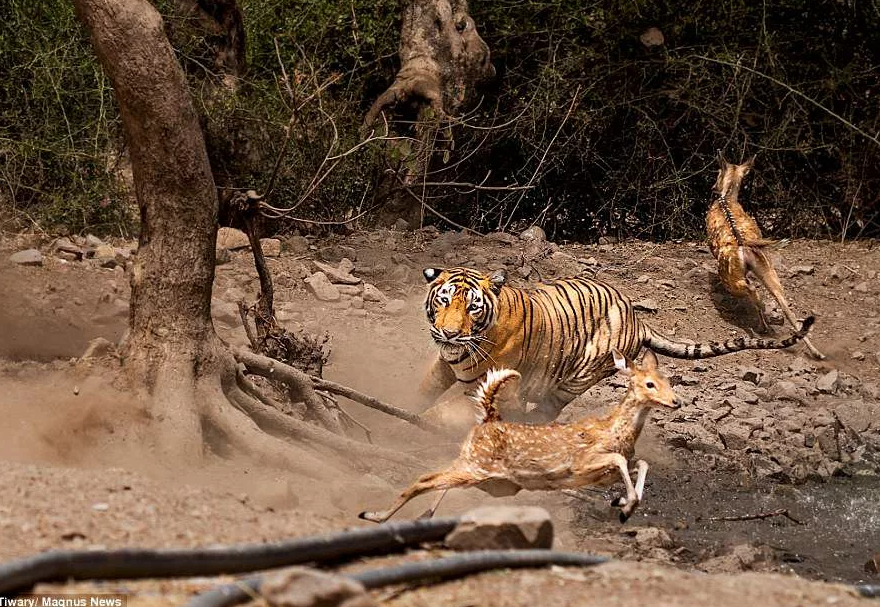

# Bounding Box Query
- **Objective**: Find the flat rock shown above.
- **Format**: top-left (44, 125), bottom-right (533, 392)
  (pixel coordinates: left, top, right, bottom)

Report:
top-left (817, 370), bottom-right (840, 394)
top-left (305, 272), bottom-right (341, 301)
top-left (483, 231), bottom-right (519, 245)
top-left (261, 567), bottom-right (375, 607)
top-left (216, 227), bottom-right (250, 250)
top-left (261, 238), bottom-right (282, 257)
top-left (445, 505), bottom-right (553, 551)
top-left (739, 366), bottom-right (765, 385)
top-left (336, 284), bottom-right (362, 296)
top-left (313, 259), bottom-right (360, 285)
top-left (717, 422), bottom-right (752, 450)
top-left (10, 249), bottom-right (43, 266)
top-left (284, 235), bottom-right (310, 254)
top-left (52, 238), bottom-right (84, 259)
top-left (664, 422), bottom-right (724, 454)
top-left (789, 265), bottom-right (815, 276)
top-left (633, 298), bottom-right (660, 313)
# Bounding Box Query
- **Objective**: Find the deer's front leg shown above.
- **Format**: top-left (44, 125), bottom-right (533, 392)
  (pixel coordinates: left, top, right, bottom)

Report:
top-left (572, 452), bottom-right (639, 523)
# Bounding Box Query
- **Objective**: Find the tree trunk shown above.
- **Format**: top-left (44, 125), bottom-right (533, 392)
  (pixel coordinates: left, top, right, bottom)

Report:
top-left (366, 0), bottom-right (495, 228)
top-left (71, 0), bottom-right (426, 480)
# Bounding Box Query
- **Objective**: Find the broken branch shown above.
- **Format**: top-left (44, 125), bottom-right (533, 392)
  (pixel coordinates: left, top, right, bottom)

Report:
top-left (709, 508), bottom-right (803, 525)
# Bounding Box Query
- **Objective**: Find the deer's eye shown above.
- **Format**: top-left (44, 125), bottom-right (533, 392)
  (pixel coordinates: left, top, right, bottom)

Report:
top-left (645, 381), bottom-right (656, 390)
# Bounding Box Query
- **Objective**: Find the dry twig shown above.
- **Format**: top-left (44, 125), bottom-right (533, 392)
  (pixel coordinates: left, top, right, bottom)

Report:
top-left (710, 508), bottom-right (803, 525)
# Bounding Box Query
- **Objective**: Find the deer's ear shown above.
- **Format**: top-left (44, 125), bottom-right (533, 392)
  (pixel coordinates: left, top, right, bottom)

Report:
top-left (641, 349), bottom-right (658, 371)
top-left (744, 154), bottom-right (756, 168)
top-left (612, 349), bottom-right (632, 375)
top-left (716, 150), bottom-right (728, 167)
top-left (488, 269), bottom-right (507, 294)
top-left (423, 268), bottom-right (442, 283)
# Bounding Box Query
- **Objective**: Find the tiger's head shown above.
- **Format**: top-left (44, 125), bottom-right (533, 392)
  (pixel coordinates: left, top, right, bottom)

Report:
top-left (422, 267), bottom-right (507, 362)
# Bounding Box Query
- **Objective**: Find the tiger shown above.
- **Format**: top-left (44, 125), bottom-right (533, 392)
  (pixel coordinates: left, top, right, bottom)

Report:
top-left (707, 155), bottom-right (824, 359)
top-left (417, 266), bottom-right (815, 435)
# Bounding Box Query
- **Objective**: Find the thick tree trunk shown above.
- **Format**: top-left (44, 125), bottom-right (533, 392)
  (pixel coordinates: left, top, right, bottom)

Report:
top-left (71, 0), bottom-right (426, 480)
top-left (367, 0), bottom-right (494, 227)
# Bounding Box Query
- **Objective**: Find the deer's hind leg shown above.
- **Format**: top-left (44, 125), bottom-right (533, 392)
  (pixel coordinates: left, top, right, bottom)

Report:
top-left (745, 248), bottom-right (825, 359)
top-left (358, 468), bottom-right (485, 524)
top-left (572, 452), bottom-right (640, 523)
top-left (720, 250), bottom-right (770, 333)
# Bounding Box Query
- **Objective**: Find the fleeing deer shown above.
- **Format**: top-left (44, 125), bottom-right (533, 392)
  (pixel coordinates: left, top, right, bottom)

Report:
top-left (359, 349), bottom-right (680, 524)
top-left (707, 155), bottom-right (824, 359)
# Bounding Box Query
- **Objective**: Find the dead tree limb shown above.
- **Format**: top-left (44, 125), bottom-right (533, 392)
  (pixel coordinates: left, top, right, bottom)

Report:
top-left (709, 508), bottom-right (804, 525)
top-left (311, 376), bottom-right (441, 433)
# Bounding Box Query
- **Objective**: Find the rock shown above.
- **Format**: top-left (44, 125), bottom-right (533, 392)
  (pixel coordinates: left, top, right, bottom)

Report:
top-left (52, 237), bottom-right (84, 260)
top-left (383, 299), bottom-right (407, 316)
top-left (816, 426), bottom-right (840, 459)
top-left (445, 506), bottom-right (553, 551)
top-left (261, 567), bottom-right (376, 607)
top-left (633, 298), bottom-right (660, 313)
top-left (284, 235), bottom-right (310, 254)
top-left (865, 553), bottom-right (880, 574)
top-left (84, 234), bottom-right (105, 248)
top-left (313, 259), bottom-right (360, 285)
top-left (81, 337), bottom-right (115, 360)
top-left (677, 375), bottom-right (700, 387)
top-left (717, 422), bottom-right (752, 450)
top-left (93, 244), bottom-right (118, 267)
top-left (516, 265), bottom-right (533, 279)
top-left (261, 238), bottom-right (282, 257)
top-left (350, 296), bottom-right (364, 310)
top-left (664, 422), bottom-right (725, 454)
top-left (215, 247), bottom-right (230, 265)
top-left (739, 366), bottom-right (765, 385)
top-left (855, 281), bottom-right (870, 293)
top-left (305, 272), bottom-right (341, 301)
top-left (639, 26), bottom-right (665, 48)
top-left (811, 408), bottom-right (835, 427)
top-left (337, 284), bottom-right (362, 296)
top-left (816, 370), bottom-right (840, 394)
top-left (519, 226), bottom-right (547, 242)
top-left (771, 380), bottom-right (802, 402)
top-left (362, 284), bottom-right (387, 303)
top-left (483, 231), bottom-right (519, 245)
top-left (216, 227), bottom-right (250, 250)
top-left (319, 245), bottom-right (357, 263)
top-left (789, 265), bottom-right (815, 277)
top-left (633, 527), bottom-right (674, 550)
top-left (749, 454), bottom-right (786, 481)
top-left (852, 351), bottom-right (866, 361)
top-left (10, 249), bottom-right (43, 266)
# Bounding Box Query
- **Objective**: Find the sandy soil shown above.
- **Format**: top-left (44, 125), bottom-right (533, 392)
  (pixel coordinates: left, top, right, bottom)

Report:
top-left (0, 228), bottom-right (878, 604)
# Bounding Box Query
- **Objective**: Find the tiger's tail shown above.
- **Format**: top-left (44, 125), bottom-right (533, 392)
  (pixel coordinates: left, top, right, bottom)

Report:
top-left (643, 316), bottom-right (815, 359)
top-left (473, 368), bottom-right (522, 424)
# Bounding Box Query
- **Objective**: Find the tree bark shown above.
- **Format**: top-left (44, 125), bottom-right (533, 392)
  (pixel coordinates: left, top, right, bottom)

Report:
top-left (366, 0), bottom-right (494, 228)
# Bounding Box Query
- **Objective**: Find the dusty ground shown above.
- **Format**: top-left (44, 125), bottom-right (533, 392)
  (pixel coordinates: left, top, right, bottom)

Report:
top-left (0, 227), bottom-right (879, 605)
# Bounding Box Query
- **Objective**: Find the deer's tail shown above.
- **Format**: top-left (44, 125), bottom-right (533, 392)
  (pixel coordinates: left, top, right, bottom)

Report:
top-left (473, 368), bottom-right (522, 424)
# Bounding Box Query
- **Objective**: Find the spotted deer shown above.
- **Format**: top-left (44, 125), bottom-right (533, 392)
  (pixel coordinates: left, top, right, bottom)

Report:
top-left (359, 349), bottom-right (680, 524)
top-left (707, 155), bottom-right (824, 359)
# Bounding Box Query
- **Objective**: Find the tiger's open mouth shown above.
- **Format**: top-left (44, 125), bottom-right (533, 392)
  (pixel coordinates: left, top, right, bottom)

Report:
top-left (437, 341), bottom-right (468, 361)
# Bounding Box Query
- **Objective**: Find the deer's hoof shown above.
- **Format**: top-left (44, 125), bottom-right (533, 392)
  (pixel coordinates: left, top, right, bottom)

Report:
top-left (619, 510), bottom-right (630, 524)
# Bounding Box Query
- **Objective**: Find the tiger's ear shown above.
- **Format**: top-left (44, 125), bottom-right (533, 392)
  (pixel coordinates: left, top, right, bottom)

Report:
top-left (612, 348), bottom-right (632, 376)
top-left (423, 268), bottom-right (442, 283)
top-left (488, 269), bottom-right (507, 294)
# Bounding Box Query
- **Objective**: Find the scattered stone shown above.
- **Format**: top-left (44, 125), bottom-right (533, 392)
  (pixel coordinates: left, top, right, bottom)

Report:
top-left (811, 408), bottom-right (836, 427)
top-left (772, 380), bottom-right (802, 402)
top-left (677, 375), bottom-right (700, 387)
top-left (304, 272), bottom-right (341, 301)
top-left (350, 296), bottom-right (364, 310)
top-left (483, 232), bottom-right (518, 245)
top-left (216, 227), bottom-right (250, 250)
top-left (10, 249), bottom-right (43, 266)
top-left (519, 226), bottom-right (547, 242)
top-left (816, 426), bottom-right (840, 459)
top-left (516, 265), bottom-right (533, 279)
top-left (633, 527), bottom-right (674, 550)
top-left (261, 567), bottom-right (376, 607)
top-left (362, 284), bottom-right (388, 304)
top-left (261, 238), bottom-right (282, 257)
top-left (313, 259), bottom-right (360, 285)
top-left (789, 265), bottom-right (815, 277)
top-left (633, 298), bottom-right (660, 313)
top-left (749, 454), bottom-right (786, 481)
top-left (445, 506), bottom-right (553, 551)
top-left (318, 245), bottom-right (358, 263)
top-left (81, 337), bottom-right (115, 360)
top-left (816, 370), bottom-right (840, 394)
top-left (383, 299), bottom-right (407, 316)
top-left (664, 422), bottom-right (724, 454)
top-left (854, 281), bottom-right (870, 293)
top-left (52, 238), bottom-right (84, 260)
top-left (392, 218), bottom-right (410, 231)
top-left (347, 308), bottom-right (367, 318)
top-left (284, 235), bottom-right (310, 254)
top-left (852, 351), bottom-right (866, 361)
top-left (735, 388), bottom-right (759, 404)
top-left (718, 422), bottom-right (752, 450)
top-left (739, 366), bottom-right (765, 385)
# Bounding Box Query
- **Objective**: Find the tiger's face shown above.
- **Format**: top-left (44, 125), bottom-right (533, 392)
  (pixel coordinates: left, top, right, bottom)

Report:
top-left (423, 267), bottom-right (506, 363)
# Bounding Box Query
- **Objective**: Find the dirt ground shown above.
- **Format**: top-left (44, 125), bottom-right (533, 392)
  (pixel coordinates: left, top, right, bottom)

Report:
top-left (1, 227), bottom-right (878, 605)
